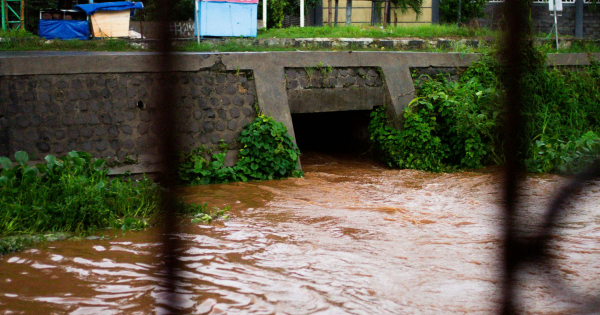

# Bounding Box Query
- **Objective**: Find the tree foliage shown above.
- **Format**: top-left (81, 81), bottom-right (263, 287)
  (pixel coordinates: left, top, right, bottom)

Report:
top-left (439, 0), bottom-right (487, 24)
top-left (390, 0), bottom-right (425, 17)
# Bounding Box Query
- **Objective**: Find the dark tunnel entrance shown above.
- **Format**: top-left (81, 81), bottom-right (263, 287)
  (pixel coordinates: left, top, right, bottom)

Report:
top-left (291, 110), bottom-right (375, 163)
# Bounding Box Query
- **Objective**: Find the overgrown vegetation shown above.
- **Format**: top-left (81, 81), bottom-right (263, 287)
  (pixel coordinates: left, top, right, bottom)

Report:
top-left (257, 25), bottom-right (498, 39)
top-left (0, 151), bottom-right (228, 254)
top-left (178, 201), bottom-right (231, 223)
top-left (439, 0), bottom-right (487, 24)
top-left (370, 51), bottom-right (600, 173)
top-left (0, 151), bottom-right (161, 236)
top-left (178, 115), bottom-right (303, 185)
top-left (0, 32), bottom-right (141, 51)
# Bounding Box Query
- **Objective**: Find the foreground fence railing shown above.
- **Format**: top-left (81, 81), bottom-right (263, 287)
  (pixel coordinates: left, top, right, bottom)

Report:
top-left (148, 0), bottom-right (599, 312)
top-left (499, 0), bottom-right (600, 313)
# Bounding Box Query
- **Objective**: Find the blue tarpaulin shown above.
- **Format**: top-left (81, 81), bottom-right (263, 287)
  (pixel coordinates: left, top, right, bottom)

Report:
top-left (74, 2), bottom-right (143, 15)
top-left (39, 20), bottom-right (90, 40)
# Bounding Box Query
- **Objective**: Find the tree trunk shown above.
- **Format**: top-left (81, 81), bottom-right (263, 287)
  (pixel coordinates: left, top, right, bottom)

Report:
top-left (383, 0), bottom-right (388, 28)
top-left (328, 0), bottom-right (332, 26)
top-left (345, 0), bottom-right (352, 26)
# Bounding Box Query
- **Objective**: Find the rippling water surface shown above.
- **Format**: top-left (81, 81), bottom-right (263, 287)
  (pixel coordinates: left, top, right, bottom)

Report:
top-left (1, 153), bottom-right (600, 314)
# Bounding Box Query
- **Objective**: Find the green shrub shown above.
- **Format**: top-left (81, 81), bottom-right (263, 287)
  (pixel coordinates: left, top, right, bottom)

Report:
top-left (178, 146), bottom-right (240, 185)
top-left (520, 59), bottom-right (600, 173)
top-left (0, 151), bottom-right (161, 236)
top-left (439, 0), bottom-right (487, 24)
top-left (236, 115), bottom-right (303, 180)
top-left (370, 52), bottom-right (600, 174)
top-left (178, 114), bottom-right (303, 185)
top-left (370, 73), bottom-right (500, 172)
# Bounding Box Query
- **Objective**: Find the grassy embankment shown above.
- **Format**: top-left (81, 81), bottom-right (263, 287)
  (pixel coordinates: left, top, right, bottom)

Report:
top-left (0, 151), bottom-right (228, 254)
top-left (3, 26), bottom-right (599, 53)
top-left (256, 25), bottom-right (498, 38)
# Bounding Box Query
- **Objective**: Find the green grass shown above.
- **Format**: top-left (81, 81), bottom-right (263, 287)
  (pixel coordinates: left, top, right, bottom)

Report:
top-left (0, 29), bottom-right (38, 39)
top-left (1, 26), bottom-right (598, 54)
top-left (553, 41), bottom-right (600, 54)
top-left (257, 25), bottom-right (499, 39)
top-left (175, 39), bottom-right (494, 53)
top-left (0, 37), bottom-right (141, 51)
top-left (0, 151), bottom-right (228, 254)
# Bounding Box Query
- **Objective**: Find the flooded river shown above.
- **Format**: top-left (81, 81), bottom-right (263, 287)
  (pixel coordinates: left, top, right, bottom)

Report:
top-left (1, 153), bottom-right (600, 314)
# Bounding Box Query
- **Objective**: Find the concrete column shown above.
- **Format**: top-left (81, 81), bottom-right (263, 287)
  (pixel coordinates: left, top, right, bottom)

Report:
top-left (432, 0), bottom-right (440, 24)
top-left (575, 0), bottom-right (583, 38)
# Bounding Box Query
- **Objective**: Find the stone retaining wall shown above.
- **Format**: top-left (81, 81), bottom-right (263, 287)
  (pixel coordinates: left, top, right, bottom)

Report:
top-left (2, 51), bottom-right (597, 171)
top-left (0, 70), bottom-right (257, 164)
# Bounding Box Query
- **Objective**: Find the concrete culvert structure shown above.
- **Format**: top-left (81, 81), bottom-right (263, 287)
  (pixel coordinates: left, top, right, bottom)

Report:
top-left (291, 110), bottom-right (374, 160)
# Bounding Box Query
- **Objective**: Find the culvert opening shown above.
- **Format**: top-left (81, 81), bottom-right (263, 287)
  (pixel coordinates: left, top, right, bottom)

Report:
top-left (291, 110), bottom-right (374, 161)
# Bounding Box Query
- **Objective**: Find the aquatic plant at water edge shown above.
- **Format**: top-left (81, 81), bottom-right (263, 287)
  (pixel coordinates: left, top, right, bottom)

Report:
top-left (178, 114), bottom-right (303, 185)
top-left (0, 151), bottom-right (161, 236)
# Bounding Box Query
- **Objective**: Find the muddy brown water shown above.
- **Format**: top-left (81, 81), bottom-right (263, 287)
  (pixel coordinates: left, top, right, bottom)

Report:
top-left (1, 153), bottom-right (600, 314)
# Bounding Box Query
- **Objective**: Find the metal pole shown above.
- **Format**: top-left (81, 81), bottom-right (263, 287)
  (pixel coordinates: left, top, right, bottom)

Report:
top-left (553, 0), bottom-right (558, 49)
top-left (263, 0), bottom-right (267, 28)
top-left (2, 0), bottom-right (6, 31)
top-left (457, 0), bottom-right (462, 26)
top-left (431, 0), bottom-right (439, 24)
top-left (300, 0), bottom-right (304, 27)
top-left (334, 0), bottom-right (338, 26)
top-left (195, 0), bottom-right (200, 43)
top-left (575, 0), bottom-right (583, 38)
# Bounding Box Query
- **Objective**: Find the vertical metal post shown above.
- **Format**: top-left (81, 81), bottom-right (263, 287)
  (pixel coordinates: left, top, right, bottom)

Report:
top-left (155, 0), bottom-right (182, 312)
top-left (300, 0), bottom-right (304, 27)
top-left (575, 0), bottom-right (583, 38)
top-left (553, 0), bottom-right (558, 49)
top-left (499, 0), bottom-right (528, 311)
top-left (2, 0), bottom-right (6, 31)
top-left (334, 0), bottom-right (338, 26)
top-left (195, 0), bottom-right (200, 43)
top-left (432, 0), bottom-right (439, 24)
top-left (263, 0), bottom-right (267, 28)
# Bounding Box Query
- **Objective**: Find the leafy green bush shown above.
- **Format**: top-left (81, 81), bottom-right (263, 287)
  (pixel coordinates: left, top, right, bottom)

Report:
top-left (0, 151), bottom-right (161, 236)
top-left (178, 147), bottom-right (240, 185)
top-left (370, 71), bottom-right (501, 172)
top-left (439, 0), bottom-right (487, 24)
top-left (236, 115), bottom-right (303, 180)
top-left (371, 51), bottom-right (600, 174)
top-left (520, 59), bottom-right (600, 173)
top-left (178, 114), bottom-right (303, 185)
